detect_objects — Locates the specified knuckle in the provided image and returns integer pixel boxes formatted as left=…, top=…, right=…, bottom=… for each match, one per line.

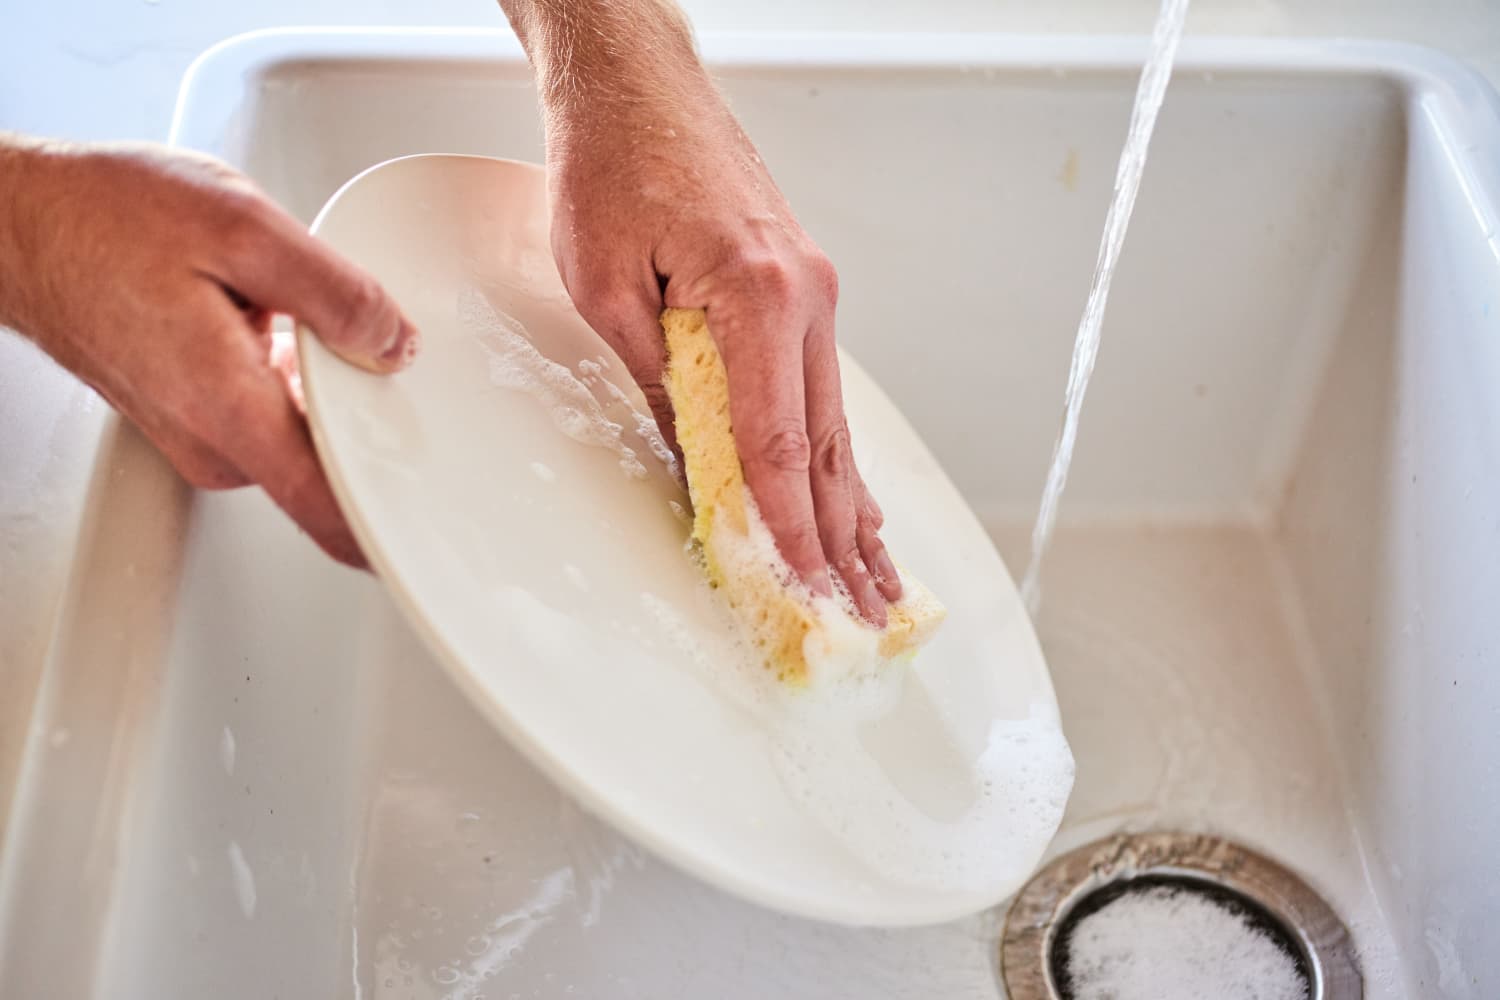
left=805, top=251, right=839, bottom=302
left=219, top=199, right=276, bottom=266
left=834, top=530, right=870, bottom=569
left=755, top=424, right=812, bottom=472
left=339, top=272, right=388, bottom=331
left=814, top=424, right=853, bottom=480
left=781, top=521, right=824, bottom=567
left=742, top=256, right=796, bottom=303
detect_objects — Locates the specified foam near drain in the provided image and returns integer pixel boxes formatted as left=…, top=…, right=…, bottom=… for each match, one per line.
left=1053, top=876, right=1310, bottom=1000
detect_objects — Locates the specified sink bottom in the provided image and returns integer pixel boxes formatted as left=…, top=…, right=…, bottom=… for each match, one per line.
left=55, top=492, right=1406, bottom=999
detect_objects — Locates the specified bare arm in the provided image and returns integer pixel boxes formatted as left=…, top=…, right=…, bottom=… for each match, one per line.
left=495, top=0, right=902, bottom=622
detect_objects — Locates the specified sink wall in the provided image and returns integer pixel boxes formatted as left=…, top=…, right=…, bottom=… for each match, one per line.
left=1279, top=86, right=1500, bottom=993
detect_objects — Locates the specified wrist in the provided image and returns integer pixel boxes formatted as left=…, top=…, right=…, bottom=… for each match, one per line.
left=512, top=0, right=714, bottom=128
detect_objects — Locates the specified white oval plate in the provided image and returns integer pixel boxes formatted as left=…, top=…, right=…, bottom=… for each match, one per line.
left=300, top=154, right=1071, bottom=927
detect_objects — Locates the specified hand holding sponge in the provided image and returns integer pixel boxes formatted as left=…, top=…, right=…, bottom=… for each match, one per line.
left=661, top=307, right=945, bottom=684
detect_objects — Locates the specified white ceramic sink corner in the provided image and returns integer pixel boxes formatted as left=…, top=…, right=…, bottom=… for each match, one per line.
left=2, top=28, right=1498, bottom=1000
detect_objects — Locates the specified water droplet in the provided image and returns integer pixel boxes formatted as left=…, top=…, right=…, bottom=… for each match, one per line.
left=220, top=725, right=236, bottom=776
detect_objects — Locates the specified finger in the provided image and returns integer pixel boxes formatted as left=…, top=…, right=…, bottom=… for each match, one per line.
left=804, top=322, right=886, bottom=626
left=854, top=471, right=902, bottom=602
left=207, top=353, right=368, bottom=569
left=213, top=200, right=419, bottom=373
left=704, top=306, right=830, bottom=597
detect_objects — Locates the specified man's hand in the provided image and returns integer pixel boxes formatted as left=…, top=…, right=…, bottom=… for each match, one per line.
left=499, top=0, right=902, bottom=624
left=0, top=136, right=420, bottom=567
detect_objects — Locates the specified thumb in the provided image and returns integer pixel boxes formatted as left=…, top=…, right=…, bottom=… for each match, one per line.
left=218, top=204, right=420, bottom=373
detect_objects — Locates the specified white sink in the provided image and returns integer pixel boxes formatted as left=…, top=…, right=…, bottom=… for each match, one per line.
left=2, top=29, right=1498, bottom=999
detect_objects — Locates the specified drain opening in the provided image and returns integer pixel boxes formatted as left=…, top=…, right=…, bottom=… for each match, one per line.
left=1049, top=874, right=1311, bottom=1000
left=999, top=833, right=1362, bottom=1000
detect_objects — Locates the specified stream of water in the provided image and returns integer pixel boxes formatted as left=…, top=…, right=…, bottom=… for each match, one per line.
left=1019, top=0, right=1192, bottom=615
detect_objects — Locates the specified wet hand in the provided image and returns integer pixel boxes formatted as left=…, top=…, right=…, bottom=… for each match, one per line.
left=536, top=58, right=902, bottom=624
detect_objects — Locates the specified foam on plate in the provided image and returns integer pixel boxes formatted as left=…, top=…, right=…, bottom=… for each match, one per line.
left=644, top=502, right=1074, bottom=894
left=463, top=291, right=648, bottom=480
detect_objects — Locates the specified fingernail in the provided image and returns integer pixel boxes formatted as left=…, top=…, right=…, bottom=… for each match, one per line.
left=379, top=320, right=420, bottom=368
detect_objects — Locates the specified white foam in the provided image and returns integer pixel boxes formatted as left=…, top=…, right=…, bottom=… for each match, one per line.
left=462, top=291, right=648, bottom=480
left=580, top=357, right=679, bottom=476
left=771, top=695, right=1073, bottom=892
left=650, top=489, right=1074, bottom=894
left=1063, top=884, right=1308, bottom=1000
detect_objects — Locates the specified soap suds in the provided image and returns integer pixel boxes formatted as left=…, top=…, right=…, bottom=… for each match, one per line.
left=1063, top=884, right=1309, bottom=1000
left=462, top=291, right=647, bottom=480
left=642, top=499, right=1074, bottom=894
left=580, top=357, right=679, bottom=476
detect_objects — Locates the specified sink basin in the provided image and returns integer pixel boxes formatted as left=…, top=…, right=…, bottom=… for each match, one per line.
left=2, top=29, right=1498, bottom=999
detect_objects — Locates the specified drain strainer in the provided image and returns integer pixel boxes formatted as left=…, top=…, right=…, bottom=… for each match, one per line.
left=1000, top=832, right=1362, bottom=1000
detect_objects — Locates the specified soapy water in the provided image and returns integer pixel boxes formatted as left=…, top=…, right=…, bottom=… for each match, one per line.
left=462, top=291, right=665, bottom=482
left=1061, top=882, right=1309, bottom=1000
left=578, top=357, right=679, bottom=476
left=643, top=492, right=1073, bottom=894
left=459, top=244, right=1071, bottom=896
left=1019, top=0, right=1191, bottom=615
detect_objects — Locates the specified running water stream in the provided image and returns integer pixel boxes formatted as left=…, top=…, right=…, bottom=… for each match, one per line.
left=1019, top=0, right=1192, bottom=614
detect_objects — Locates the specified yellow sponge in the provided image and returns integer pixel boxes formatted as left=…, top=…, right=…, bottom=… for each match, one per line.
left=661, top=307, right=945, bottom=684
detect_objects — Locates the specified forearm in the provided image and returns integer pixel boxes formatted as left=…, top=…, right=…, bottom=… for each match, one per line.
left=496, top=0, right=712, bottom=131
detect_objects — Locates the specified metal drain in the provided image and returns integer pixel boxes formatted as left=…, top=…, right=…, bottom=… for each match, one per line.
left=1000, top=832, right=1362, bottom=1000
